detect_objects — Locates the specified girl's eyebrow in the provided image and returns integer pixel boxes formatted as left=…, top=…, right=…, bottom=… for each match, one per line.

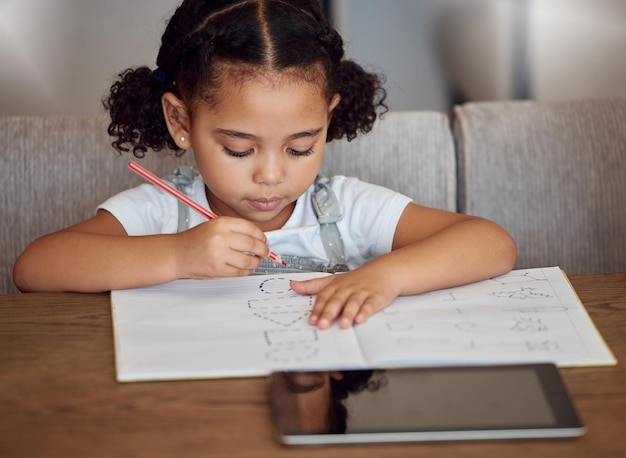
left=213, top=128, right=255, bottom=140
left=285, top=379, right=326, bottom=394
left=288, top=128, right=324, bottom=140
left=213, top=128, right=324, bottom=140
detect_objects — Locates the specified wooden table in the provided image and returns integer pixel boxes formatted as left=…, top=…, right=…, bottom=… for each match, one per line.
left=1, top=274, right=624, bottom=458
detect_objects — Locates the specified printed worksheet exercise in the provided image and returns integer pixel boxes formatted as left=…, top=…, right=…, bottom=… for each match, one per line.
left=111, top=267, right=616, bottom=382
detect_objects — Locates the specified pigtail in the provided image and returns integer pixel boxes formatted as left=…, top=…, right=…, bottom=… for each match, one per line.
left=102, top=66, right=181, bottom=157
left=102, top=0, right=201, bottom=157
left=315, top=15, right=388, bottom=142
left=102, top=1, right=223, bottom=157
left=327, top=61, right=387, bottom=142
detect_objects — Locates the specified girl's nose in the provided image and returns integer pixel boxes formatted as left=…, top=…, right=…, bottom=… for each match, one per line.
left=253, top=152, right=285, bottom=185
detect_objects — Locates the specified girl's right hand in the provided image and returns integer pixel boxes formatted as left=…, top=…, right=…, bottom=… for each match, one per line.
left=174, top=217, right=270, bottom=279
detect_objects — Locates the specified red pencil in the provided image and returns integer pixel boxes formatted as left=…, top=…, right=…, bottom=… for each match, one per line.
left=128, top=160, right=286, bottom=266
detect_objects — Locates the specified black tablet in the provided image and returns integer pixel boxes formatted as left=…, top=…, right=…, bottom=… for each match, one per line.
left=268, top=363, right=585, bottom=445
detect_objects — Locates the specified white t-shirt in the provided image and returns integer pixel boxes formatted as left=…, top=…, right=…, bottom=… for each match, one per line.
left=98, top=175, right=412, bottom=270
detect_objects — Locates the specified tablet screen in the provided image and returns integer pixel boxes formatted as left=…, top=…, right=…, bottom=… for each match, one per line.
left=268, top=364, right=585, bottom=444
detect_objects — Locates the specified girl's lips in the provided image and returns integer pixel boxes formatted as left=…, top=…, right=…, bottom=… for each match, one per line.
left=247, top=198, right=283, bottom=212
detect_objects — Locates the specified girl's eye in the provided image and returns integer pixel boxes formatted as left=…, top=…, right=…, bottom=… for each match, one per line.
left=287, top=147, right=314, bottom=157
left=223, top=147, right=253, bottom=158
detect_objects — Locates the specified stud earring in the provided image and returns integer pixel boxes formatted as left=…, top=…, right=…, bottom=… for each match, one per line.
left=180, top=136, right=186, bottom=142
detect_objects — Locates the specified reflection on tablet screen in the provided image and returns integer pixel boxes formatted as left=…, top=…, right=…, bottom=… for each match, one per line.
left=269, top=364, right=585, bottom=444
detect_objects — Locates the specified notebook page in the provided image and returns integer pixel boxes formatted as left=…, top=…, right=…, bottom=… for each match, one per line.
left=111, top=273, right=365, bottom=382
left=354, top=267, right=616, bottom=368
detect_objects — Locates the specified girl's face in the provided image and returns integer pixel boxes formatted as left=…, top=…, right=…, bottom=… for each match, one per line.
left=189, top=73, right=339, bottom=232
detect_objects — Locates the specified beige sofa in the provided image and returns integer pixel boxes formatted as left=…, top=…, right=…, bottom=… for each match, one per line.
left=1, top=98, right=624, bottom=294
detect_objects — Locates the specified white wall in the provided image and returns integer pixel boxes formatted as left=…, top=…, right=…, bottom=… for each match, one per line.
left=334, top=0, right=464, bottom=112
left=0, top=0, right=177, bottom=116
left=528, top=0, right=625, bottom=101
left=335, top=0, right=625, bottom=111
left=1, top=0, right=624, bottom=116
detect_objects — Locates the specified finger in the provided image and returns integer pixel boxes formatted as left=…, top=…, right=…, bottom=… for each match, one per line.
left=353, top=300, right=378, bottom=325
left=326, top=290, right=373, bottom=329
left=189, top=256, right=259, bottom=279
left=336, top=296, right=366, bottom=329
left=225, top=250, right=263, bottom=272
left=311, top=290, right=352, bottom=329
left=212, top=217, right=268, bottom=248
left=230, top=236, right=270, bottom=260
left=292, top=277, right=336, bottom=327
left=290, top=276, right=334, bottom=295
left=305, top=282, right=343, bottom=326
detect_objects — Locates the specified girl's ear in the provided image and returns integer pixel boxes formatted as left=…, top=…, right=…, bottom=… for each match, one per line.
left=327, top=92, right=341, bottom=122
left=161, top=92, right=191, bottom=149
left=329, top=93, right=341, bottom=111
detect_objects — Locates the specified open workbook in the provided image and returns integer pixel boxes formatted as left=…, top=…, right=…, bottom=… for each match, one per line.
left=111, top=267, right=616, bottom=382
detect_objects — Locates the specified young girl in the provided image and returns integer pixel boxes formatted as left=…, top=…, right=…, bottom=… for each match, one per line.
left=13, top=0, right=517, bottom=330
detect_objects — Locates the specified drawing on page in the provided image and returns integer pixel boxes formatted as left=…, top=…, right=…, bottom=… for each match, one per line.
left=248, top=294, right=313, bottom=326
left=489, top=286, right=553, bottom=300
left=524, top=340, right=560, bottom=352
left=248, top=276, right=314, bottom=326
left=510, top=317, right=548, bottom=332
left=383, top=273, right=553, bottom=312
left=264, top=328, right=319, bottom=363
left=258, top=277, right=292, bottom=295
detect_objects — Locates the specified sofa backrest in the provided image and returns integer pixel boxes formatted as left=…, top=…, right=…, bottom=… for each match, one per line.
left=0, top=111, right=456, bottom=293
left=3, top=99, right=620, bottom=294
left=0, top=116, right=196, bottom=294
left=454, top=98, right=626, bottom=275
left=322, top=111, right=457, bottom=211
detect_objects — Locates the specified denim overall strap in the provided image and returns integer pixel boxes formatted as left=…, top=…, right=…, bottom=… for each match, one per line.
left=311, top=174, right=349, bottom=273
left=164, top=166, right=196, bottom=233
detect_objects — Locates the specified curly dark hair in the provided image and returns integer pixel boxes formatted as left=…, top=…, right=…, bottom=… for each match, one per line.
left=102, top=0, right=387, bottom=157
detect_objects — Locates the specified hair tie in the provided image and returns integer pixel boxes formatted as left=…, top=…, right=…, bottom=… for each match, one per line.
left=317, top=26, right=344, bottom=63
left=317, top=26, right=333, bottom=45
left=151, top=67, right=173, bottom=87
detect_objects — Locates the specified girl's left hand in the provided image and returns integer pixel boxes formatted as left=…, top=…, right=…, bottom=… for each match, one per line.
left=290, top=269, right=399, bottom=329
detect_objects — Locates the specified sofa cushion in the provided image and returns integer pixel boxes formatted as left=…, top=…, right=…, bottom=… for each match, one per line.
left=0, top=116, right=196, bottom=293
left=322, top=111, right=456, bottom=211
left=454, top=98, right=626, bottom=274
